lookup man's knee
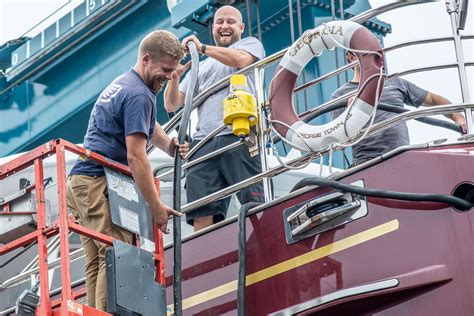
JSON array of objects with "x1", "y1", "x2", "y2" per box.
[{"x1": 193, "y1": 216, "x2": 214, "y2": 231}]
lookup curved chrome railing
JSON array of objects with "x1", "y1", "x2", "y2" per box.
[
  {"x1": 155, "y1": 57, "x2": 474, "y2": 182},
  {"x1": 178, "y1": 102, "x2": 474, "y2": 214}
]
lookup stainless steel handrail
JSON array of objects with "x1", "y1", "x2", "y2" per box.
[
  {"x1": 157, "y1": 140, "x2": 244, "y2": 180},
  {"x1": 389, "y1": 62, "x2": 474, "y2": 78},
  {"x1": 297, "y1": 62, "x2": 474, "y2": 125},
  {"x1": 182, "y1": 125, "x2": 227, "y2": 163},
  {"x1": 384, "y1": 34, "x2": 474, "y2": 52},
  {"x1": 294, "y1": 62, "x2": 356, "y2": 93},
  {"x1": 179, "y1": 103, "x2": 473, "y2": 214},
  {"x1": 294, "y1": 35, "x2": 474, "y2": 93},
  {"x1": 348, "y1": 0, "x2": 436, "y2": 24},
  {"x1": 447, "y1": 0, "x2": 473, "y2": 133},
  {"x1": 368, "y1": 103, "x2": 474, "y2": 136}
]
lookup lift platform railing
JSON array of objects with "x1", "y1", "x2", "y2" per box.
[{"x1": 0, "y1": 139, "x2": 166, "y2": 315}]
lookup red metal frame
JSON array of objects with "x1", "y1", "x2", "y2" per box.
[{"x1": 0, "y1": 139, "x2": 166, "y2": 315}]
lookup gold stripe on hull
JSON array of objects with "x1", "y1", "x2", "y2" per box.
[{"x1": 167, "y1": 219, "x2": 400, "y2": 313}]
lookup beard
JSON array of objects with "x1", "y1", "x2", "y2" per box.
[
  {"x1": 213, "y1": 33, "x2": 240, "y2": 47},
  {"x1": 150, "y1": 77, "x2": 166, "y2": 93}
]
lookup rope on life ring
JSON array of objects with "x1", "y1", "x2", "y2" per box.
[{"x1": 269, "y1": 20, "x2": 385, "y2": 152}]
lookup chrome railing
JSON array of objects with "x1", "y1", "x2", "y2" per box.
[{"x1": 178, "y1": 102, "x2": 474, "y2": 214}]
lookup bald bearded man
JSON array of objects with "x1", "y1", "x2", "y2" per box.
[{"x1": 164, "y1": 5, "x2": 266, "y2": 231}]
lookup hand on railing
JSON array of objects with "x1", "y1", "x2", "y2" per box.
[
  {"x1": 152, "y1": 200, "x2": 182, "y2": 233},
  {"x1": 452, "y1": 113, "x2": 467, "y2": 134},
  {"x1": 167, "y1": 137, "x2": 189, "y2": 159}
]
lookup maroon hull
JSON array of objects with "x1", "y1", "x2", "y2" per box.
[{"x1": 164, "y1": 143, "x2": 474, "y2": 315}]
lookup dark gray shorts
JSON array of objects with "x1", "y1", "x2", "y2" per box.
[{"x1": 185, "y1": 134, "x2": 265, "y2": 226}]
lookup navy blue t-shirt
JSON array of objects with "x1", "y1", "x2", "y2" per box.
[{"x1": 70, "y1": 69, "x2": 156, "y2": 176}]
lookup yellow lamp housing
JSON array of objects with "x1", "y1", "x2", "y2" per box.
[{"x1": 223, "y1": 74, "x2": 258, "y2": 138}]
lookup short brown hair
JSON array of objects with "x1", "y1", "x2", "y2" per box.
[{"x1": 139, "y1": 30, "x2": 184, "y2": 61}]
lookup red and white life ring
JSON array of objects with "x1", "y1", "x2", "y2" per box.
[{"x1": 269, "y1": 20, "x2": 384, "y2": 151}]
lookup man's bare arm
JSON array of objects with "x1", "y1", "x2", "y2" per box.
[
  {"x1": 423, "y1": 92, "x2": 450, "y2": 107},
  {"x1": 150, "y1": 122, "x2": 189, "y2": 158},
  {"x1": 423, "y1": 92, "x2": 467, "y2": 133},
  {"x1": 204, "y1": 46, "x2": 256, "y2": 68},
  {"x1": 126, "y1": 133, "x2": 181, "y2": 232},
  {"x1": 182, "y1": 35, "x2": 257, "y2": 69},
  {"x1": 164, "y1": 76, "x2": 185, "y2": 112},
  {"x1": 164, "y1": 61, "x2": 190, "y2": 112}
]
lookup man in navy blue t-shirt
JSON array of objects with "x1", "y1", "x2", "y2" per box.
[{"x1": 67, "y1": 30, "x2": 188, "y2": 311}]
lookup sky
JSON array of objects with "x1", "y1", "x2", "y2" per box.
[
  {"x1": 0, "y1": 0, "x2": 473, "y2": 145},
  {"x1": 0, "y1": 0, "x2": 79, "y2": 43}
]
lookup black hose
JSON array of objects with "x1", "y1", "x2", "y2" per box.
[
  {"x1": 173, "y1": 41, "x2": 199, "y2": 316},
  {"x1": 237, "y1": 202, "x2": 263, "y2": 316},
  {"x1": 292, "y1": 177, "x2": 472, "y2": 211}
]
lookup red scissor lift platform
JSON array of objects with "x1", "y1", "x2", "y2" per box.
[{"x1": 0, "y1": 139, "x2": 166, "y2": 315}]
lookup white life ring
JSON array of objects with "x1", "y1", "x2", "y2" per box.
[{"x1": 269, "y1": 20, "x2": 384, "y2": 152}]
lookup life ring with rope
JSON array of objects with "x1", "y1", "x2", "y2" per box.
[{"x1": 269, "y1": 20, "x2": 385, "y2": 152}]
